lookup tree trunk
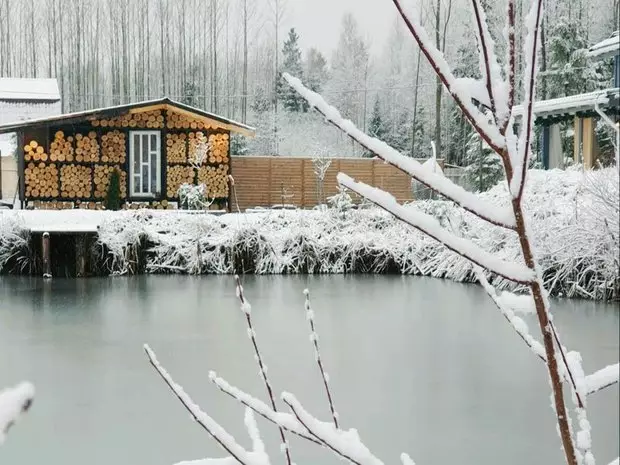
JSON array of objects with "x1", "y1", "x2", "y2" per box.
[
  {"x1": 434, "y1": 0, "x2": 441, "y2": 158},
  {"x1": 410, "y1": 46, "x2": 422, "y2": 157}
]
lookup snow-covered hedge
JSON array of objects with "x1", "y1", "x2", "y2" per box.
[{"x1": 1, "y1": 167, "x2": 617, "y2": 300}]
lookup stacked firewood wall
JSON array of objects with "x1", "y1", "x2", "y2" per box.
[
  {"x1": 23, "y1": 127, "x2": 128, "y2": 209},
  {"x1": 165, "y1": 110, "x2": 230, "y2": 202},
  {"x1": 90, "y1": 109, "x2": 165, "y2": 129},
  {"x1": 22, "y1": 109, "x2": 232, "y2": 209}
]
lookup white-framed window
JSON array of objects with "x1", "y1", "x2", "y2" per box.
[{"x1": 129, "y1": 131, "x2": 161, "y2": 197}]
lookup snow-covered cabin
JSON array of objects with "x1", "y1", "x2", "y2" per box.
[
  {"x1": 0, "y1": 78, "x2": 61, "y2": 204},
  {"x1": 0, "y1": 98, "x2": 255, "y2": 210},
  {"x1": 587, "y1": 31, "x2": 620, "y2": 88},
  {"x1": 513, "y1": 32, "x2": 619, "y2": 170},
  {"x1": 0, "y1": 78, "x2": 62, "y2": 127}
]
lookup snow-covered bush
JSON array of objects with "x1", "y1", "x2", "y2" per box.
[
  {"x1": 178, "y1": 183, "x2": 211, "y2": 210},
  {"x1": 326, "y1": 186, "x2": 353, "y2": 215}
]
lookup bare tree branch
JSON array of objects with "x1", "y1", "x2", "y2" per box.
[
  {"x1": 234, "y1": 275, "x2": 293, "y2": 465},
  {"x1": 143, "y1": 344, "x2": 253, "y2": 464},
  {"x1": 208, "y1": 371, "x2": 322, "y2": 445},
  {"x1": 281, "y1": 73, "x2": 516, "y2": 230}
]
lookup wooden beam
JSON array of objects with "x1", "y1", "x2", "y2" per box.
[
  {"x1": 582, "y1": 117, "x2": 598, "y2": 169},
  {"x1": 128, "y1": 103, "x2": 169, "y2": 114},
  {"x1": 573, "y1": 117, "x2": 582, "y2": 165}
]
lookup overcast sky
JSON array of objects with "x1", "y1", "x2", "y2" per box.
[{"x1": 281, "y1": 0, "x2": 396, "y2": 58}]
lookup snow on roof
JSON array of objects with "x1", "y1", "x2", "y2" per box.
[
  {"x1": 512, "y1": 87, "x2": 619, "y2": 119},
  {"x1": 0, "y1": 78, "x2": 61, "y2": 101},
  {"x1": 0, "y1": 97, "x2": 255, "y2": 136},
  {"x1": 587, "y1": 31, "x2": 620, "y2": 59}
]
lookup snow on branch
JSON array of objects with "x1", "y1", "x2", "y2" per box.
[
  {"x1": 513, "y1": 0, "x2": 544, "y2": 199},
  {"x1": 143, "y1": 344, "x2": 269, "y2": 465},
  {"x1": 281, "y1": 73, "x2": 516, "y2": 230},
  {"x1": 338, "y1": 173, "x2": 534, "y2": 284},
  {"x1": 503, "y1": 0, "x2": 516, "y2": 114},
  {"x1": 476, "y1": 269, "x2": 618, "y2": 398},
  {"x1": 388, "y1": 0, "x2": 506, "y2": 153},
  {"x1": 208, "y1": 371, "x2": 321, "y2": 445},
  {"x1": 585, "y1": 364, "x2": 620, "y2": 396},
  {"x1": 234, "y1": 276, "x2": 293, "y2": 465},
  {"x1": 470, "y1": 0, "x2": 508, "y2": 123},
  {"x1": 281, "y1": 392, "x2": 399, "y2": 465},
  {"x1": 0, "y1": 381, "x2": 35, "y2": 444},
  {"x1": 175, "y1": 458, "x2": 239, "y2": 465},
  {"x1": 303, "y1": 289, "x2": 339, "y2": 428},
  {"x1": 475, "y1": 269, "x2": 545, "y2": 359}
]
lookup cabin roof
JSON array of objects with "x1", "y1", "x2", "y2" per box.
[
  {"x1": 512, "y1": 87, "x2": 619, "y2": 121},
  {"x1": 586, "y1": 31, "x2": 620, "y2": 60},
  {"x1": 0, "y1": 97, "x2": 256, "y2": 137},
  {"x1": 0, "y1": 78, "x2": 61, "y2": 102}
]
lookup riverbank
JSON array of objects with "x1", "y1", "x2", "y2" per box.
[{"x1": 1, "y1": 167, "x2": 618, "y2": 300}]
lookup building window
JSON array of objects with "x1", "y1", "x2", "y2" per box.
[{"x1": 129, "y1": 131, "x2": 160, "y2": 197}]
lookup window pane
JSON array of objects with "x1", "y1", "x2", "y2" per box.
[
  {"x1": 134, "y1": 174, "x2": 141, "y2": 194},
  {"x1": 142, "y1": 165, "x2": 149, "y2": 192},
  {"x1": 151, "y1": 134, "x2": 157, "y2": 149},
  {"x1": 133, "y1": 134, "x2": 140, "y2": 174},
  {"x1": 142, "y1": 135, "x2": 149, "y2": 163},
  {"x1": 151, "y1": 162, "x2": 158, "y2": 194}
]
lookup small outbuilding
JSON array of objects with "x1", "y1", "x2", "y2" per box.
[
  {"x1": 0, "y1": 78, "x2": 62, "y2": 125},
  {"x1": 0, "y1": 98, "x2": 255, "y2": 210}
]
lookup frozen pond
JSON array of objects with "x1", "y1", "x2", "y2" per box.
[{"x1": 0, "y1": 275, "x2": 618, "y2": 465}]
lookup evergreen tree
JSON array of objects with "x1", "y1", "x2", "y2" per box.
[
  {"x1": 329, "y1": 13, "x2": 369, "y2": 126},
  {"x1": 368, "y1": 97, "x2": 386, "y2": 138},
  {"x1": 104, "y1": 168, "x2": 122, "y2": 211},
  {"x1": 542, "y1": 20, "x2": 610, "y2": 98},
  {"x1": 230, "y1": 134, "x2": 249, "y2": 155},
  {"x1": 251, "y1": 86, "x2": 271, "y2": 114},
  {"x1": 385, "y1": 109, "x2": 412, "y2": 154},
  {"x1": 410, "y1": 106, "x2": 429, "y2": 158},
  {"x1": 305, "y1": 48, "x2": 328, "y2": 93},
  {"x1": 445, "y1": 44, "x2": 479, "y2": 165},
  {"x1": 366, "y1": 97, "x2": 386, "y2": 157},
  {"x1": 464, "y1": 131, "x2": 504, "y2": 192},
  {"x1": 277, "y1": 28, "x2": 305, "y2": 112}
]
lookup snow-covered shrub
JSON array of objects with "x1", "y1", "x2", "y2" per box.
[
  {"x1": 0, "y1": 216, "x2": 29, "y2": 273},
  {"x1": 326, "y1": 186, "x2": 353, "y2": 215},
  {"x1": 178, "y1": 183, "x2": 211, "y2": 210}
]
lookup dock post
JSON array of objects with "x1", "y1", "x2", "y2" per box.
[
  {"x1": 76, "y1": 234, "x2": 87, "y2": 277},
  {"x1": 42, "y1": 232, "x2": 52, "y2": 278}
]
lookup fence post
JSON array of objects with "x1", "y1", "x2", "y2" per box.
[
  {"x1": 42, "y1": 232, "x2": 52, "y2": 278},
  {"x1": 300, "y1": 158, "x2": 305, "y2": 208}
]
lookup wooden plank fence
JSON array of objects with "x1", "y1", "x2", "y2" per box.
[{"x1": 230, "y1": 156, "x2": 421, "y2": 211}]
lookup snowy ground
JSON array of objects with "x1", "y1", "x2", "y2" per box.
[{"x1": 0, "y1": 167, "x2": 618, "y2": 300}]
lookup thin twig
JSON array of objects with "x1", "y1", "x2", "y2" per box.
[
  {"x1": 304, "y1": 289, "x2": 339, "y2": 428},
  {"x1": 143, "y1": 344, "x2": 248, "y2": 464},
  {"x1": 516, "y1": 0, "x2": 544, "y2": 200},
  {"x1": 281, "y1": 396, "x2": 362, "y2": 465},
  {"x1": 470, "y1": 0, "x2": 497, "y2": 117},
  {"x1": 209, "y1": 371, "x2": 322, "y2": 445},
  {"x1": 506, "y1": 0, "x2": 516, "y2": 119},
  {"x1": 234, "y1": 275, "x2": 293, "y2": 465}
]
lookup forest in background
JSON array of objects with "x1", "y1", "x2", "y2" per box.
[{"x1": 0, "y1": 0, "x2": 618, "y2": 190}]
